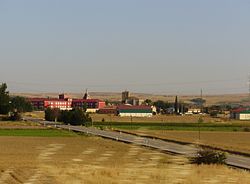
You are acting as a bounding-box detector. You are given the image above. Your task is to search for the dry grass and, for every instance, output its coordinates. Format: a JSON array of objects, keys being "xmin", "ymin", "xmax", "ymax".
[
  {"xmin": 91, "ymin": 114, "xmax": 250, "ymax": 124},
  {"xmin": 126, "ymin": 130, "xmax": 250, "ymax": 155},
  {"xmin": 23, "ymin": 111, "xmax": 45, "ymax": 119},
  {"xmin": 91, "ymin": 114, "xmax": 219, "ymax": 123},
  {"xmin": 0, "ymin": 120, "xmax": 40, "ymax": 127},
  {"xmin": 0, "ymin": 136, "xmax": 250, "ymax": 183}
]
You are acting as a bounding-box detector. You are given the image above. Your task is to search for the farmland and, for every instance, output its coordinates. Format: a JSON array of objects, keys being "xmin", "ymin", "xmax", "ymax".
[
  {"xmin": 0, "ymin": 136, "xmax": 250, "ymax": 184},
  {"xmin": 0, "ymin": 129, "xmax": 77, "ymax": 137},
  {"xmin": 119, "ymin": 130, "xmax": 250, "ymax": 156}
]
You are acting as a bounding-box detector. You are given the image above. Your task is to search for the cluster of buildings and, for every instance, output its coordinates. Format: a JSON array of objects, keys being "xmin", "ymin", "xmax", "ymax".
[
  {"xmin": 29, "ymin": 93, "xmax": 105, "ymax": 113},
  {"xmin": 29, "ymin": 91, "xmax": 154, "ymax": 117},
  {"xmin": 29, "ymin": 90, "xmax": 250, "ymax": 120},
  {"xmin": 230, "ymin": 108, "xmax": 250, "ymax": 120}
]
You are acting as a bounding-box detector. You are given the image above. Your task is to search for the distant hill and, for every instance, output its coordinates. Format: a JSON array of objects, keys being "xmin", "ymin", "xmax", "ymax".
[{"xmin": 11, "ymin": 92, "xmax": 250, "ymax": 106}]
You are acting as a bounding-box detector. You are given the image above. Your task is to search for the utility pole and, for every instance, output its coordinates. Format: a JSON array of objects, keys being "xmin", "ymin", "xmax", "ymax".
[
  {"xmin": 198, "ymin": 88, "xmax": 203, "ymax": 142},
  {"xmin": 200, "ymin": 88, "xmax": 203, "ymax": 113}
]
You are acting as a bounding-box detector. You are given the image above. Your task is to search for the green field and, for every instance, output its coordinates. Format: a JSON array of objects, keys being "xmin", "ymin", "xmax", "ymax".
[
  {"xmin": 93, "ymin": 122, "xmax": 250, "ymax": 132},
  {"xmin": 0, "ymin": 129, "xmax": 78, "ymax": 137}
]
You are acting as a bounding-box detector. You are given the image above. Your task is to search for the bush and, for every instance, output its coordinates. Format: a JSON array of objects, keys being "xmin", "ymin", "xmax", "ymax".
[
  {"xmin": 10, "ymin": 96, "xmax": 33, "ymax": 112},
  {"xmin": 45, "ymin": 108, "xmax": 60, "ymax": 121},
  {"xmin": 243, "ymin": 127, "xmax": 250, "ymax": 132},
  {"xmin": 9, "ymin": 112, "xmax": 22, "ymax": 121},
  {"xmin": 45, "ymin": 108, "xmax": 92, "ymax": 126},
  {"xmin": 210, "ymin": 111, "xmax": 218, "ymax": 117},
  {"xmin": 190, "ymin": 148, "xmax": 226, "ymax": 165}
]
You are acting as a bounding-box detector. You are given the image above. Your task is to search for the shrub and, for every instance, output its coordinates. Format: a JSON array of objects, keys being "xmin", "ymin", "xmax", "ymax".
[
  {"xmin": 243, "ymin": 127, "xmax": 250, "ymax": 132},
  {"xmin": 52, "ymin": 108, "xmax": 92, "ymax": 126},
  {"xmin": 10, "ymin": 96, "xmax": 33, "ymax": 113},
  {"xmin": 45, "ymin": 108, "xmax": 61, "ymax": 121},
  {"xmin": 9, "ymin": 112, "xmax": 22, "ymax": 121},
  {"xmin": 190, "ymin": 148, "xmax": 226, "ymax": 165}
]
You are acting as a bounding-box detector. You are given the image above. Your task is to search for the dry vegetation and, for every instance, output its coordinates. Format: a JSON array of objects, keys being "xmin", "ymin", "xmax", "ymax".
[
  {"xmin": 0, "ymin": 120, "xmax": 42, "ymax": 129},
  {"xmin": 23, "ymin": 111, "xmax": 45, "ymax": 119},
  {"xmin": 91, "ymin": 114, "xmax": 228, "ymax": 123},
  {"xmin": 0, "ymin": 136, "xmax": 250, "ymax": 184}
]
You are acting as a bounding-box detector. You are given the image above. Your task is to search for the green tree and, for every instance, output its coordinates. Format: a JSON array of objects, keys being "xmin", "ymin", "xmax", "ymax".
[
  {"xmin": 10, "ymin": 96, "xmax": 33, "ymax": 113},
  {"xmin": 45, "ymin": 108, "xmax": 61, "ymax": 121},
  {"xmin": 153, "ymin": 100, "xmax": 170, "ymax": 114},
  {"xmin": 47, "ymin": 108, "xmax": 92, "ymax": 125},
  {"xmin": 82, "ymin": 102, "xmax": 87, "ymax": 112},
  {"xmin": 174, "ymin": 96, "xmax": 179, "ymax": 114},
  {"xmin": 0, "ymin": 83, "xmax": 10, "ymax": 114},
  {"xmin": 144, "ymin": 99, "xmax": 153, "ymax": 106}
]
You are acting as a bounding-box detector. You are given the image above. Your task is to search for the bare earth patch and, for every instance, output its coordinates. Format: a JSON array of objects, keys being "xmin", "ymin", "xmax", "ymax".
[{"xmin": 0, "ymin": 136, "xmax": 250, "ymax": 184}]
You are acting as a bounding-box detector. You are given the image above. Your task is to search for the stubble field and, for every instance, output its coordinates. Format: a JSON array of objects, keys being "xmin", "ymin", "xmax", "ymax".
[
  {"xmin": 0, "ymin": 135, "xmax": 250, "ymax": 184},
  {"xmin": 123, "ymin": 130, "xmax": 250, "ymax": 155}
]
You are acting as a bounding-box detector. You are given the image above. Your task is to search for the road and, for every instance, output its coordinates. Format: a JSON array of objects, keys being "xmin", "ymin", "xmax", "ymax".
[{"xmin": 27, "ymin": 117, "xmax": 250, "ymax": 170}]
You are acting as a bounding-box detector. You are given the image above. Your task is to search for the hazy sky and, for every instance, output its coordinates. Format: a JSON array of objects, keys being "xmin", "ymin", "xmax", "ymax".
[{"xmin": 1, "ymin": 0, "xmax": 250, "ymax": 94}]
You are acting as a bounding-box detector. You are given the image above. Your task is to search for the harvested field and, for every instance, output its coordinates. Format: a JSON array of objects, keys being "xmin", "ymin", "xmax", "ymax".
[
  {"xmin": 0, "ymin": 121, "xmax": 45, "ymax": 130},
  {"xmin": 91, "ymin": 114, "xmax": 250, "ymax": 124},
  {"xmin": 125, "ymin": 130, "xmax": 250, "ymax": 155},
  {"xmin": 23, "ymin": 111, "xmax": 45, "ymax": 119},
  {"xmin": 0, "ymin": 136, "xmax": 250, "ymax": 184},
  {"xmin": 0, "ymin": 121, "xmax": 39, "ymax": 127}
]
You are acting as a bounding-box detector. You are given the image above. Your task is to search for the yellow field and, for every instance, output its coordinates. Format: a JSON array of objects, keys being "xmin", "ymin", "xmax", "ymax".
[
  {"xmin": 0, "ymin": 120, "xmax": 40, "ymax": 127},
  {"xmin": 125, "ymin": 130, "xmax": 250, "ymax": 155},
  {"xmin": 0, "ymin": 136, "xmax": 249, "ymax": 184},
  {"xmin": 23, "ymin": 111, "xmax": 45, "ymax": 119},
  {"xmin": 90, "ymin": 113, "xmax": 250, "ymax": 124}
]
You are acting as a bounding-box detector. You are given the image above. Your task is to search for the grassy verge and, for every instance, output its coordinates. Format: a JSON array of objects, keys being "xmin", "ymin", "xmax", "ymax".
[{"xmin": 0, "ymin": 129, "xmax": 78, "ymax": 137}]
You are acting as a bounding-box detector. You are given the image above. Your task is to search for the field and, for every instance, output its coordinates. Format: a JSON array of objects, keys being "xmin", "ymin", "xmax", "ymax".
[
  {"xmin": 91, "ymin": 114, "xmax": 250, "ymax": 124},
  {"xmin": 0, "ymin": 135, "xmax": 250, "ymax": 184},
  {"xmin": 93, "ymin": 120, "xmax": 250, "ymax": 132},
  {"xmin": 120, "ymin": 130, "xmax": 250, "ymax": 156},
  {"xmin": 0, "ymin": 129, "xmax": 77, "ymax": 137}
]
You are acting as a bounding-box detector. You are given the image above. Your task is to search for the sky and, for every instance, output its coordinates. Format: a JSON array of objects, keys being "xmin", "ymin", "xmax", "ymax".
[{"xmin": 0, "ymin": 0, "xmax": 250, "ymax": 95}]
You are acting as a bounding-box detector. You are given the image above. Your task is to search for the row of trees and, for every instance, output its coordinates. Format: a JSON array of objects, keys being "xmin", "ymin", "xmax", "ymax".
[
  {"xmin": 45, "ymin": 108, "xmax": 92, "ymax": 125},
  {"xmin": 145, "ymin": 97, "xmax": 188, "ymax": 114},
  {"xmin": 0, "ymin": 83, "xmax": 33, "ymax": 120}
]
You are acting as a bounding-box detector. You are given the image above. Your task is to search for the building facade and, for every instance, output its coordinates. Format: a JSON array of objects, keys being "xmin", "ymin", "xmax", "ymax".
[
  {"xmin": 231, "ymin": 108, "xmax": 250, "ymax": 120},
  {"xmin": 117, "ymin": 105, "xmax": 153, "ymax": 117},
  {"xmin": 72, "ymin": 99, "xmax": 105, "ymax": 113},
  {"xmin": 29, "ymin": 94, "xmax": 105, "ymax": 112}
]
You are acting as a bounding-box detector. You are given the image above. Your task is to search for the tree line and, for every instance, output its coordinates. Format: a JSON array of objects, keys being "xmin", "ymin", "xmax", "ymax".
[
  {"xmin": 45, "ymin": 108, "xmax": 92, "ymax": 126},
  {"xmin": 0, "ymin": 83, "xmax": 33, "ymax": 120}
]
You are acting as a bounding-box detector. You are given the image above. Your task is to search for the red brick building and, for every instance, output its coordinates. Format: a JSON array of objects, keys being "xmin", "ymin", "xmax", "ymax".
[
  {"xmin": 72, "ymin": 99, "xmax": 105, "ymax": 113},
  {"xmin": 29, "ymin": 94, "xmax": 105, "ymax": 112}
]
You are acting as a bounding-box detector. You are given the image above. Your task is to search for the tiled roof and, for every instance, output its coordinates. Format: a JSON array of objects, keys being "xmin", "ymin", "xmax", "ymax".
[
  {"xmin": 231, "ymin": 108, "xmax": 248, "ymax": 113},
  {"xmin": 72, "ymin": 99, "xmax": 103, "ymax": 103},
  {"xmin": 117, "ymin": 105, "xmax": 151, "ymax": 110}
]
